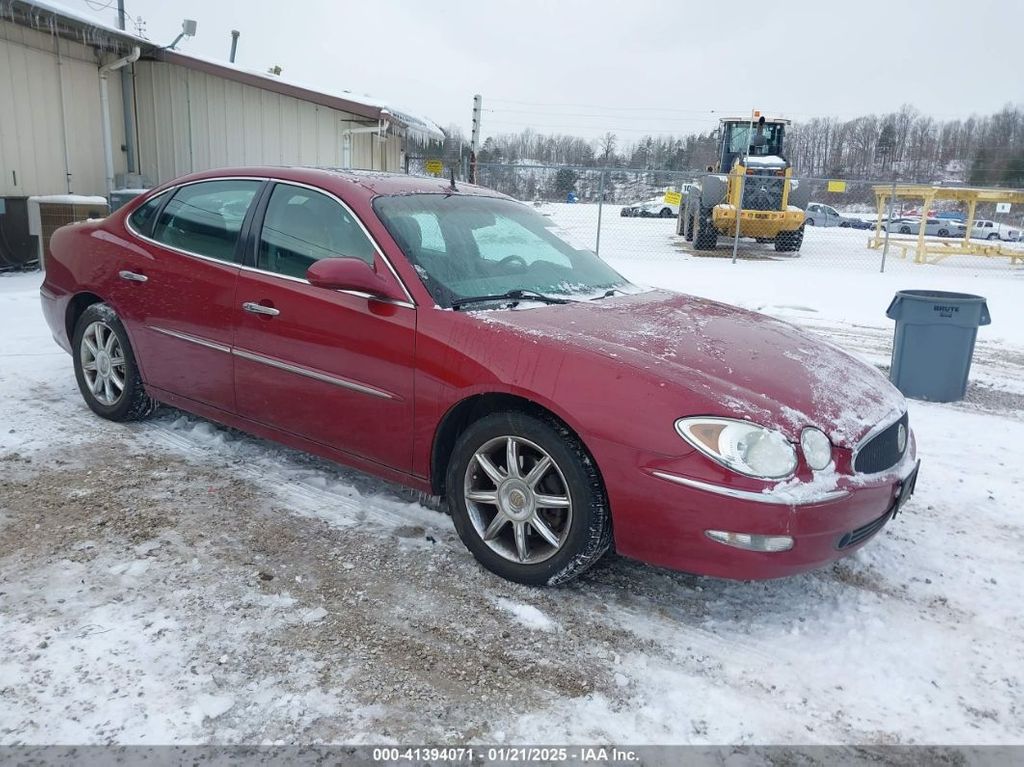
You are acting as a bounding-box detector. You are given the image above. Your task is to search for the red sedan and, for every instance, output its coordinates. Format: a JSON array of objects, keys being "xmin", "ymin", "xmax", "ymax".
[{"xmin": 40, "ymin": 168, "xmax": 919, "ymax": 585}]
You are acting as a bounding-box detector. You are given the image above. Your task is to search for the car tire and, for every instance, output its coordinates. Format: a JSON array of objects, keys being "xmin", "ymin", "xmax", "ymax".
[
  {"xmin": 988, "ymin": 233, "xmax": 999, "ymax": 240},
  {"xmin": 938, "ymin": 228, "xmax": 949, "ymax": 237},
  {"xmin": 659, "ymin": 207, "xmax": 673, "ymax": 218},
  {"xmin": 446, "ymin": 411, "xmax": 612, "ymax": 586},
  {"xmin": 72, "ymin": 302, "xmax": 156, "ymax": 422},
  {"xmin": 805, "ymin": 217, "xmax": 815, "ymax": 227},
  {"xmin": 899, "ymin": 225, "xmax": 912, "ymax": 234}
]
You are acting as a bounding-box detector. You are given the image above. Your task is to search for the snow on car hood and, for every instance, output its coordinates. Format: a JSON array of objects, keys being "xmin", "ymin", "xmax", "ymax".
[{"xmin": 479, "ymin": 290, "xmax": 905, "ymax": 447}]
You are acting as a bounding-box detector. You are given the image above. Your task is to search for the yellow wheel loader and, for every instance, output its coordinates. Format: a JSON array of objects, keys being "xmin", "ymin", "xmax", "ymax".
[{"xmin": 679, "ymin": 116, "xmax": 809, "ymax": 252}]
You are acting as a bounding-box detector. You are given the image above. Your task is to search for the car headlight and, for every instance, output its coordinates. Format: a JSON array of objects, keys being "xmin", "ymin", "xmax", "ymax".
[
  {"xmin": 800, "ymin": 427, "xmax": 833, "ymax": 471},
  {"xmin": 675, "ymin": 417, "xmax": 797, "ymax": 479}
]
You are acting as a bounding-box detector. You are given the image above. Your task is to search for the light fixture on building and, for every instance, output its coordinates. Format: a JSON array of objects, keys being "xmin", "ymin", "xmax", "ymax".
[{"xmin": 167, "ymin": 19, "xmax": 198, "ymax": 50}]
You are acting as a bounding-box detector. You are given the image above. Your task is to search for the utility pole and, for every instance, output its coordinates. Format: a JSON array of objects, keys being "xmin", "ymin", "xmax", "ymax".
[
  {"xmin": 115, "ymin": 0, "xmax": 137, "ymax": 179},
  {"xmin": 469, "ymin": 94, "xmax": 482, "ymax": 184}
]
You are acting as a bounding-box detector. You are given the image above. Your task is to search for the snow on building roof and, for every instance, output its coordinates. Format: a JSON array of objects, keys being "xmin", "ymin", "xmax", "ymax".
[
  {"xmin": 7, "ymin": 0, "xmax": 445, "ymax": 142},
  {"xmin": 4, "ymin": 0, "xmax": 149, "ymax": 48}
]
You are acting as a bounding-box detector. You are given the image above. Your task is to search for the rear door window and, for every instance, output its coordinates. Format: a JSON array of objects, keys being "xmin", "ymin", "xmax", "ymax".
[{"xmin": 152, "ymin": 180, "xmax": 261, "ymax": 263}]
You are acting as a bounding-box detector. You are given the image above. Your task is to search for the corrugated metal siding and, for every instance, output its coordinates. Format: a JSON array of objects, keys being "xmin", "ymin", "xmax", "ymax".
[
  {"xmin": 0, "ymin": 19, "xmax": 126, "ymax": 197},
  {"xmin": 134, "ymin": 60, "xmax": 404, "ymax": 184}
]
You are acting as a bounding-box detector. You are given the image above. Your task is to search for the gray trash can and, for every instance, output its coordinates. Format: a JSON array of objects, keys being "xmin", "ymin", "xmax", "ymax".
[{"xmin": 885, "ymin": 290, "xmax": 991, "ymax": 402}]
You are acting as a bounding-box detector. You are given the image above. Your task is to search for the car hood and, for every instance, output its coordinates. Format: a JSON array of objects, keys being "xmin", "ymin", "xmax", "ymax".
[{"xmin": 480, "ymin": 290, "xmax": 905, "ymax": 448}]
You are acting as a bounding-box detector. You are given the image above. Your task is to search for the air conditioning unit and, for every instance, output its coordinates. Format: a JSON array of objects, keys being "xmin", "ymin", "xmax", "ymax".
[
  {"xmin": 109, "ymin": 188, "xmax": 149, "ymax": 212},
  {"xmin": 27, "ymin": 195, "xmax": 110, "ymax": 269}
]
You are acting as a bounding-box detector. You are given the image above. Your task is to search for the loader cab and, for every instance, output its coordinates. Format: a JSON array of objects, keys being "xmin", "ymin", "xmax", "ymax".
[{"xmin": 717, "ymin": 118, "xmax": 789, "ymax": 172}]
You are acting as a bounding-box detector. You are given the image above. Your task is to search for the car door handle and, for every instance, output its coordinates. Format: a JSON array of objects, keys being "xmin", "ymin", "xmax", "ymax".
[
  {"xmin": 242, "ymin": 301, "xmax": 280, "ymax": 317},
  {"xmin": 119, "ymin": 270, "xmax": 148, "ymax": 283}
]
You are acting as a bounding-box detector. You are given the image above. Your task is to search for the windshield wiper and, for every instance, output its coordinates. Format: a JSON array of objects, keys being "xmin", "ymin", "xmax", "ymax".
[
  {"xmin": 451, "ymin": 289, "xmax": 572, "ymax": 311},
  {"xmin": 592, "ymin": 288, "xmax": 621, "ymax": 300}
]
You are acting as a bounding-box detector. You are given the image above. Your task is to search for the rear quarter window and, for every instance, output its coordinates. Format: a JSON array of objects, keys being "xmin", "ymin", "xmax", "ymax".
[{"xmin": 128, "ymin": 191, "xmax": 171, "ymax": 237}]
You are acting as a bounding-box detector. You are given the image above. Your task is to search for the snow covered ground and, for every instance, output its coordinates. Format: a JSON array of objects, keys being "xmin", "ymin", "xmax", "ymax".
[{"xmin": 2, "ymin": 209, "xmax": 1023, "ymax": 745}]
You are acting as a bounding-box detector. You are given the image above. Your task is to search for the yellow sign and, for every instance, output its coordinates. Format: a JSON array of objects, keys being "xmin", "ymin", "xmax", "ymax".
[
  {"xmin": 664, "ymin": 190, "xmax": 682, "ymax": 206},
  {"xmin": 827, "ymin": 180, "xmax": 847, "ymax": 193},
  {"xmin": 425, "ymin": 159, "xmax": 443, "ymax": 176}
]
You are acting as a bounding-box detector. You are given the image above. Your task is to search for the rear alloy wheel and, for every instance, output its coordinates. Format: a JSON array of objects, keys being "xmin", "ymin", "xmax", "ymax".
[
  {"xmin": 447, "ymin": 411, "xmax": 611, "ymax": 586},
  {"xmin": 988, "ymin": 232, "xmax": 999, "ymax": 240},
  {"xmin": 805, "ymin": 217, "xmax": 816, "ymax": 226},
  {"xmin": 899, "ymin": 225, "xmax": 912, "ymax": 234},
  {"xmin": 73, "ymin": 303, "xmax": 155, "ymax": 421}
]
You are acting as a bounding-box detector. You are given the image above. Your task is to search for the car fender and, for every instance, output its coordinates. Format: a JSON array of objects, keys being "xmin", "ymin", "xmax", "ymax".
[{"xmin": 48, "ymin": 221, "xmax": 150, "ymax": 380}]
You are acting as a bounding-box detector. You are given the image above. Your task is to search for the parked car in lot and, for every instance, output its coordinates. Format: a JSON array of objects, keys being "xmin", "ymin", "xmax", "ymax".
[
  {"xmin": 621, "ymin": 197, "xmax": 677, "ymax": 218},
  {"xmin": 41, "ymin": 167, "xmax": 919, "ymax": 586},
  {"xmin": 839, "ymin": 217, "xmax": 874, "ymax": 230},
  {"xmin": 970, "ymin": 219, "xmax": 1021, "ymax": 241},
  {"xmin": 885, "ymin": 217, "xmax": 962, "ymax": 237},
  {"xmin": 805, "ymin": 203, "xmax": 873, "ymax": 229},
  {"xmin": 804, "ymin": 203, "xmax": 845, "ymax": 227}
]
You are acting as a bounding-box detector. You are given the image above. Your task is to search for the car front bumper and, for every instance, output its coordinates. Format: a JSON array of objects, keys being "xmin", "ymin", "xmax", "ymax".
[{"xmin": 591, "ymin": 434, "xmax": 919, "ymax": 580}]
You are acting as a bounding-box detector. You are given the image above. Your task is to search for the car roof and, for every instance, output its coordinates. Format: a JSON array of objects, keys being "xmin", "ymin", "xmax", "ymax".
[{"xmin": 151, "ymin": 166, "xmax": 509, "ymax": 202}]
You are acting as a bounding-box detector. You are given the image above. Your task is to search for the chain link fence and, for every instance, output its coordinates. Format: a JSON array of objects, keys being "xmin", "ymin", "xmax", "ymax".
[{"xmin": 472, "ymin": 162, "xmax": 1024, "ymax": 276}]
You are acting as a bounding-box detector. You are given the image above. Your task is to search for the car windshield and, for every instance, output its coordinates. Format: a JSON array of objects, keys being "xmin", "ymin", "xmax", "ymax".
[{"xmin": 374, "ymin": 194, "xmax": 632, "ymax": 308}]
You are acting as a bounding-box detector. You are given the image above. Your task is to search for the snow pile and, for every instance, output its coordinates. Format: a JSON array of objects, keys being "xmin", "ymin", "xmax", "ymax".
[{"xmin": 493, "ymin": 599, "xmax": 558, "ymax": 632}]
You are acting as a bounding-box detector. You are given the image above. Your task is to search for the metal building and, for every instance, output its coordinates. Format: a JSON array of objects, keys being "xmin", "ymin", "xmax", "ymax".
[{"xmin": 0, "ymin": 0, "xmax": 444, "ymax": 202}]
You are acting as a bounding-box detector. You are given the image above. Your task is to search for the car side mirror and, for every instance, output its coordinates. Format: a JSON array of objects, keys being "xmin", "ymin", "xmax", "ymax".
[{"xmin": 306, "ymin": 257, "xmax": 406, "ymax": 302}]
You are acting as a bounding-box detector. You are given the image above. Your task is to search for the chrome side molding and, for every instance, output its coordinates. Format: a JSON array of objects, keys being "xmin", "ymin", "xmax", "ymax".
[
  {"xmin": 232, "ymin": 347, "xmax": 395, "ymax": 400},
  {"xmin": 650, "ymin": 469, "xmax": 849, "ymax": 505},
  {"xmin": 148, "ymin": 325, "xmax": 230, "ymax": 353}
]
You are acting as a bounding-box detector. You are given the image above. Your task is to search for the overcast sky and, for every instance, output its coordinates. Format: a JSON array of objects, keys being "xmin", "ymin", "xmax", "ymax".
[{"xmin": 72, "ymin": 0, "xmax": 1023, "ymax": 141}]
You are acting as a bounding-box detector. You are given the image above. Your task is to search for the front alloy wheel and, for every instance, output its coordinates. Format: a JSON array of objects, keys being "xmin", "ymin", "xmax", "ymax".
[
  {"xmin": 464, "ymin": 435, "xmax": 572, "ymax": 564},
  {"xmin": 447, "ymin": 411, "xmax": 612, "ymax": 585}
]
